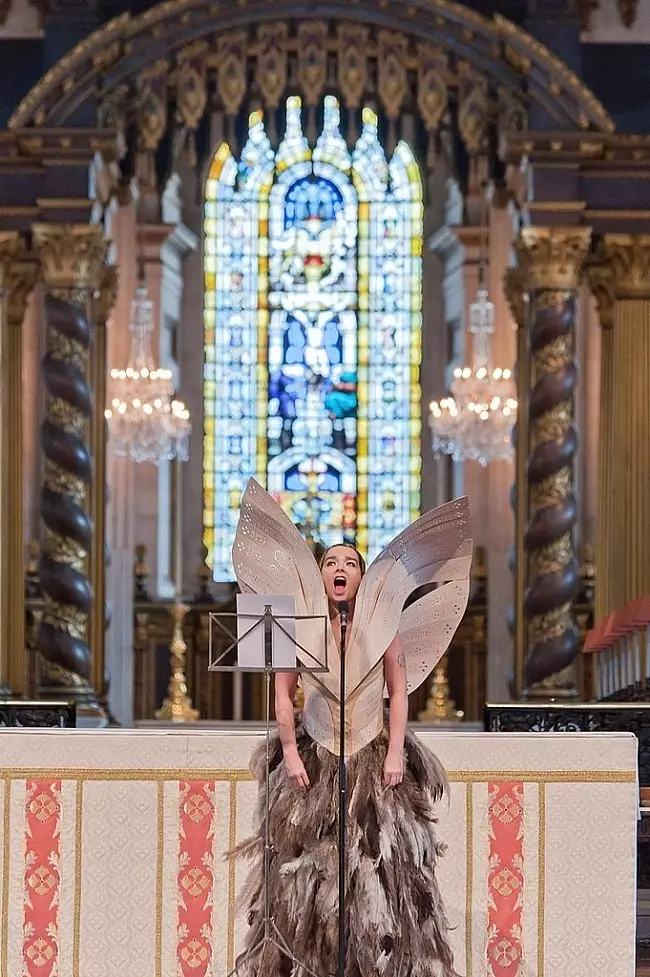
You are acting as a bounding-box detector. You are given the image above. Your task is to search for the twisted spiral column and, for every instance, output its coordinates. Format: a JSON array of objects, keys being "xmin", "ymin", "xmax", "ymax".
[
  {"xmin": 515, "ymin": 227, "xmax": 591, "ymax": 698},
  {"xmin": 33, "ymin": 225, "xmax": 108, "ymax": 717}
]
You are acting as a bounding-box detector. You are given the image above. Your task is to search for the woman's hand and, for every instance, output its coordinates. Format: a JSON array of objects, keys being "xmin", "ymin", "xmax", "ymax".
[
  {"xmin": 383, "ymin": 748, "xmax": 404, "ymax": 788},
  {"xmin": 284, "ymin": 747, "xmax": 310, "ymax": 789}
]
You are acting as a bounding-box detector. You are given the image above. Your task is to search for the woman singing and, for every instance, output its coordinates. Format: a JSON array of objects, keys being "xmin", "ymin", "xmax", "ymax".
[{"xmin": 232, "ymin": 479, "xmax": 472, "ymax": 977}]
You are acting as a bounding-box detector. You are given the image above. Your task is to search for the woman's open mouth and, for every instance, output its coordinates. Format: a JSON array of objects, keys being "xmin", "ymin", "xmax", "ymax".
[{"xmin": 333, "ymin": 575, "xmax": 347, "ymax": 597}]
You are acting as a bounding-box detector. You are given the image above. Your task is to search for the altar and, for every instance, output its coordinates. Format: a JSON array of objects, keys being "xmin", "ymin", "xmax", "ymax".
[{"xmin": 0, "ymin": 728, "xmax": 637, "ymax": 977}]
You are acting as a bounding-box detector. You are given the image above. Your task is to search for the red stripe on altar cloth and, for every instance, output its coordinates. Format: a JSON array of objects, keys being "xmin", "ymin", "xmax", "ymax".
[
  {"xmin": 22, "ymin": 780, "xmax": 61, "ymax": 977},
  {"xmin": 487, "ymin": 782, "xmax": 524, "ymax": 977},
  {"xmin": 177, "ymin": 781, "xmax": 216, "ymax": 977}
]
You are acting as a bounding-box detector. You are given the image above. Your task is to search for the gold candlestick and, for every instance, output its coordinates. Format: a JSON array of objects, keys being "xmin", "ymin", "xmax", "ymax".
[
  {"xmin": 418, "ymin": 657, "xmax": 464, "ymax": 723},
  {"xmin": 155, "ymin": 602, "xmax": 199, "ymax": 722}
]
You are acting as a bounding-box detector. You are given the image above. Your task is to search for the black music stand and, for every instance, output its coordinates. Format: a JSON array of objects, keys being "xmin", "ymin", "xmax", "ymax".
[{"xmin": 208, "ymin": 602, "xmax": 330, "ymax": 977}]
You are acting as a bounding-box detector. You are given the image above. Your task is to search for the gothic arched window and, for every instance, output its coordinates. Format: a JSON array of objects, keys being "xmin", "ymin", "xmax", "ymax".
[{"xmin": 203, "ymin": 96, "xmax": 423, "ymax": 580}]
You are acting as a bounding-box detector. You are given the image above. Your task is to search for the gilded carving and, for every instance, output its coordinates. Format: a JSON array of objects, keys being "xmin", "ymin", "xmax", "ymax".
[
  {"xmin": 516, "ymin": 227, "xmax": 592, "ymax": 291},
  {"xmin": 503, "ymin": 266, "xmax": 527, "ymax": 330},
  {"xmin": 530, "ymin": 400, "xmax": 572, "ymax": 449},
  {"xmin": 532, "ymin": 334, "xmax": 573, "ymax": 377},
  {"xmin": 98, "ymin": 83, "xmax": 129, "ymax": 133},
  {"xmin": 95, "ymin": 265, "xmax": 118, "ymax": 326},
  {"xmin": 596, "ymin": 235, "xmax": 650, "ymax": 299},
  {"xmin": 377, "ymin": 30, "xmax": 408, "ymax": 120},
  {"xmin": 45, "ymin": 396, "xmax": 86, "ymax": 437},
  {"xmin": 458, "ymin": 81, "xmax": 489, "ymax": 155},
  {"xmin": 6, "ymin": 261, "xmax": 39, "ymax": 325},
  {"xmin": 527, "ymin": 602, "xmax": 573, "ymax": 645},
  {"xmin": 136, "ymin": 60, "xmax": 168, "ymax": 152},
  {"xmin": 533, "ymin": 289, "xmax": 573, "ymax": 311},
  {"xmin": 529, "ymin": 467, "xmax": 572, "ymax": 514},
  {"xmin": 0, "ymin": 232, "xmax": 21, "ymax": 267},
  {"xmin": 585, "ymin": 264, "xmax": 615, "ymax": 329},
  {"xmin": 0, "ymin": 236, "xmax": 38, "ymax": 325},
  {"xmin": 498, "ymin": 89, "xmax": 527, "ymax": 157},
  {"xmin": 42, "ymin": 601, "xmax": 88, "ymax": 641},
  {"xmin": 39, "ymin": 661, "xmax": 89, "ymax": 691},
  {"xmin": 297, "ymin": 22, "xmax": 328, "ymax": 107},
  {"xmin": 417, "ymin": 45, "xmax": 448, "ymax": 140},
  {"xmin": 42, "ymin": 525, "xmax": 87, "ymax": 572},
  {"xmin": 256, "ymin": 23, "xmax": 288, "ymax": 111},
  {"xmin": 48, "ymin": 332, "xmax": 86, "ymax": 371},
  {"xmin": 526, "ymin": 664, "xmax": 574, "ymax": 693},
  {"xmin": 32, "ymin": 224, "xmax": 107, "ymax": 294},
  {"xmin": 43, "ymin": 459, "xmax": 86, "ymax": 505},
  {"xmin": 217, "ymin": 31, "xmax": 247, "ymax": 117},
  {"xmin": 529, "ymin": 532, "xmax": 572, "ymax": 578},
  {"xmin": 175, "ymin": 42, "xmax": 208, "ymax": 131},
  {"xmin": 337, "ymin": 24, "xmax": 368, "ymax": 110},
  {"xmin": 9, "ymin": 5, "xmax": 613, "ymax": 139},
  {"xmin": 493, "ymin": 14, "xmax": 613, "ymax": 134}
]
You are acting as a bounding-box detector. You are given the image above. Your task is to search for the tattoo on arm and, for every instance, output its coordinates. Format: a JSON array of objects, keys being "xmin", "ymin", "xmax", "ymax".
[{"xmin": 397, "ymin": 653, "xmax": 406, "ymax": 669}]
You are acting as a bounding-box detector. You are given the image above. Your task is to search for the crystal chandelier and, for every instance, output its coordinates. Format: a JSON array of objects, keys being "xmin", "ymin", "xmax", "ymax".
[
  {"xmin": 105, "ymin": 281, "xmax": 191, "ymax": 464},
  {"xmin": 429, "ymin": 198, "xmax": 517, "ymax": 467}
]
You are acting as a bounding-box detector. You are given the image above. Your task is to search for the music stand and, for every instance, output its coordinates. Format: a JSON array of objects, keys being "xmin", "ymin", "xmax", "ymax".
[{"xmin": 208, "ymin": 601, "xmax": 329, "ymax": 977}]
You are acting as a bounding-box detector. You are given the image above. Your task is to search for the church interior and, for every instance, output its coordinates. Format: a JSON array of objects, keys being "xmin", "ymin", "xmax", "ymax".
[{"xmin": 0, "ymin": 0, "xmax": 649, "ymax": 974}]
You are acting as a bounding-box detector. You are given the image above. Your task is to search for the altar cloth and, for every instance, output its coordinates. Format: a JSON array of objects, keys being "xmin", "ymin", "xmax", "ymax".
[{"xmin": 0, "ymin": 728, "xmax": 637, "ymax": 977}]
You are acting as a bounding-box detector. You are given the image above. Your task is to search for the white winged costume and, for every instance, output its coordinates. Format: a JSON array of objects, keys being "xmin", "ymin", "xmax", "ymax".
[{"xmin": 232, "ymin": 479, "xmax": 472, "ymax": 977}]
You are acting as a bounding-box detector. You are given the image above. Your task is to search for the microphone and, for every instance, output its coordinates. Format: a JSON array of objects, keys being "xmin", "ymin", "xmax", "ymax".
[{"xmin": 338, "ymin": 600, "xmax": 349, "ymax": 626}]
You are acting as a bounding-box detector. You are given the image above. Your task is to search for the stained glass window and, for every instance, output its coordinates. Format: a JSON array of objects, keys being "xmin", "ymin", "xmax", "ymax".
[{"xmin": 203, "ymin": 96, "xmax": 423, "ymax": 581}]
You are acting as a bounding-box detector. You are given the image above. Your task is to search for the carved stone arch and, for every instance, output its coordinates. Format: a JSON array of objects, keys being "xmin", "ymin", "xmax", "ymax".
[{"xmin": 8, "ymin": 1, "xmax": 613, "ymax": 171}]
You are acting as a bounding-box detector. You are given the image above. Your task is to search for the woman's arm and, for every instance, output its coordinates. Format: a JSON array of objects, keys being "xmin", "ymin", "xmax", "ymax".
[
  {"xmin": 383, "ymin": 633, "xmax": 408, "ymax": 786},
  {"xmin": 275, "ymin": 672, "xmax": 310, "ymax": 788}
]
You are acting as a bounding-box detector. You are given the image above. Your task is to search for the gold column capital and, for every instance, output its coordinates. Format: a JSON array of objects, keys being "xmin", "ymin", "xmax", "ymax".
[
  {"xmin": 32, "ymin": 224, "xmax": 108, "ymax": 294},
  {"xmin": 503, "ymin": 265, "xmax": 527, "ymax": 330},
  {"xmin": 515, "ymin": 226, "xmax": 592, "ymax": 291},
  {"xmin": 595, "ymin": 234, "xmax": 650, "ymax": 300}
]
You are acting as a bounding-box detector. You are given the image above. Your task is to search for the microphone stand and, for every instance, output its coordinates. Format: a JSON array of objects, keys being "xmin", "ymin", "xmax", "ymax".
[{"xmin": 337, "ymin": 600, "xmax": 349, "ymax": 977}]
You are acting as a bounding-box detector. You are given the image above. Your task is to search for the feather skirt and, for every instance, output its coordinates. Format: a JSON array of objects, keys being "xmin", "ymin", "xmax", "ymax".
[{"xmin": 232, "ymin": 722, "xmax": 460, "ymax": 977}]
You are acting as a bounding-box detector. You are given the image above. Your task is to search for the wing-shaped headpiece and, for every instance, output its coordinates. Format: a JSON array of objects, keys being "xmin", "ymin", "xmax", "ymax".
[
  {"xmin": 345, "ymin": 496, "xmax": 473, "ymax": 696},
  {"xmin": 232, "ymin": 479, "xmax": 472, "ymax": 700},
  {"xmin": 232, "ymin": 479, "xmax": 338, "ymax": 696}
]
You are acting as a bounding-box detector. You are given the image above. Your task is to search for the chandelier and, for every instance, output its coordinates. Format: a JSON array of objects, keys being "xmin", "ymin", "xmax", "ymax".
[
  {"xmin": 105, "ymin": 281, "xmax": 191, "ymax": 464},
  {"xmin": 429, "ymin": 198, "xmax": 517, "ymax": 467}
]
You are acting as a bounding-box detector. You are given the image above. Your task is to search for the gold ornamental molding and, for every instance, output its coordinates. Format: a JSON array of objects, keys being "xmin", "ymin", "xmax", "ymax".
[
  {"xmin": 515, "ymin": 227, "xmax": 592, "ymax": 292},
  {"xmin": 7, "ymin": 0, "xmax": 613, "ymax": 136},
  {"xmin": 595, "ymin": 235, "xmax": 650, "ymax": 300}
]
